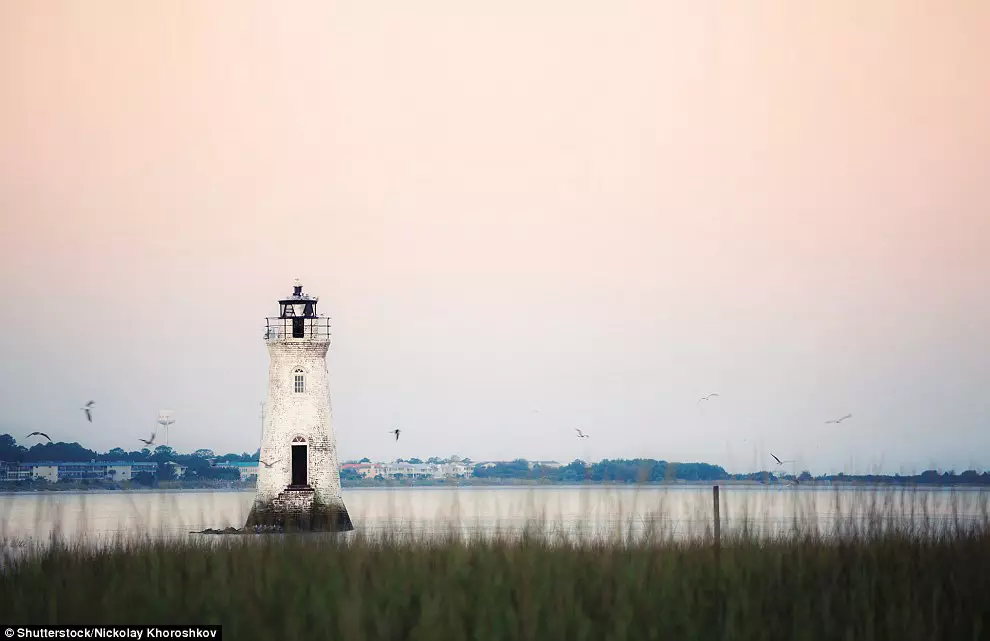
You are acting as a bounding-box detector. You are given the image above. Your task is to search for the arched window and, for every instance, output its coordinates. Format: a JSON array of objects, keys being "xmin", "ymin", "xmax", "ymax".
[{"xmin": 293, "ymin": 368, "xmax": 305, "ymax": 393}]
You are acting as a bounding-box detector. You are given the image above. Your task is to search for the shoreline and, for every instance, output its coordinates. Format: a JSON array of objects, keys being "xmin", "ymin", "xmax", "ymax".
[{"xmin": 2, "ymin": 480, "xmax": 989, "ymax": 496}]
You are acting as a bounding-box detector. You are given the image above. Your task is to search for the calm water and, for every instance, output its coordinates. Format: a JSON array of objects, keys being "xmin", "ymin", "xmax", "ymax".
[{"xmin": 1, "ymin": 486, "xmax": 987, "ymax": 545}]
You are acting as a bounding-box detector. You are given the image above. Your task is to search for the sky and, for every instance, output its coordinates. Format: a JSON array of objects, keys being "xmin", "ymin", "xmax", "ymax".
[{"xmin": 0, "ymin": 0, "xmax": 987, "ymax": 476}]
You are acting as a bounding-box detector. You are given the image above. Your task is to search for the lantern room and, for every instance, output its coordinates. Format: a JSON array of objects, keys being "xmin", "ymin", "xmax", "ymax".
[{"xmin": 265, "ymin": 279, "xmax": 331, "ymax": 341}]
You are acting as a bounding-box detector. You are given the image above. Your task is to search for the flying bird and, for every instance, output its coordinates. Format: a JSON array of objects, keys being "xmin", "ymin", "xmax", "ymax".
[
  {"xmin": 138, "ymin": 432, "xmax": 156, "ymax": 447},
  {"xmin": 574, "ymin": 428, "xmax": 590, "ymax": 439},
  {"xmin": 390, "ymin": 428, "xmax": 401, "ymax": 441},
  {"xmin": 259, "ymin": 459, "xmax": 280, "ymax": 469},
  {"xmin": 26, "ymin": 432, "xmax": 51, "ymax": 442},
  {"xmin": 770, "ymin": 453, "xmax": 793, "ymax": 466},
  {"xmin": 825, "ymin": 413, "xmax": 852, "ymax": 424},
  {"xmin": 81, "ymin": 400, "xmax": 95, "ymax": 422},
  {"xmin": 697, "ymin": 393, "xmax": 719, "ymax": 403}
]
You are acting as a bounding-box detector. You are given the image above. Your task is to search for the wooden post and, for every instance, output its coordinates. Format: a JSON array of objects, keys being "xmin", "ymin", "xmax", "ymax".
[{"xmin": 713, "ymin": 484, "xmax": 721, "ymax": 550}]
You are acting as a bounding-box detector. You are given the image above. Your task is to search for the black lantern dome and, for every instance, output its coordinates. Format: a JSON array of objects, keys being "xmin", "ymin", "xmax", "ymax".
[{"xmin": 278, "ymin": 279, "xmax": 319, "ymax": 319}]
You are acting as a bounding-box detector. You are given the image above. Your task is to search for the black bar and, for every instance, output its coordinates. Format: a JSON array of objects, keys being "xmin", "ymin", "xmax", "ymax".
[{"xmin": 4, "ymin": 625, "xmax": 222, "ymax": 639}]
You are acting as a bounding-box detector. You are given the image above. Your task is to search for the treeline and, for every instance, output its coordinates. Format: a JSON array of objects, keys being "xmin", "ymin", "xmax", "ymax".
[
  {"xmin": 472, "ymin": 459, "xmax": 730, "ymax": 483},
  {"xmin": 471, "ymin": 459, "xmax": 990, "ymax": 486},
  {"xmin": 3, "ymin": 434, "xmax": 989, "ymax": 486},
  {"xmin": 0, "ymin": 434, "xmax": 258, "ymax": 482}
]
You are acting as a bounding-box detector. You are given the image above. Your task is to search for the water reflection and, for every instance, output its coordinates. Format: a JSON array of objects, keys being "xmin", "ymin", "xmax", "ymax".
[{"xmin": 0, "ymin": 486, "xmax": 987, "ymax": 548}]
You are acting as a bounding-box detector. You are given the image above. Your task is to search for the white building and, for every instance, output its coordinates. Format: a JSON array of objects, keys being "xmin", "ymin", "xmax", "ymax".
[
  {"xmin": 437, "ymin": 461, "xmax": 470, "ymax": 477},
  {"xmin": 27, "ymin": 464, "xmax": 57, "ymax": 482},
  {"xmin": 164, "ymin": 461, "xmax": 188, "ymax": 478},
  {"xmin": 245, "ymin": 280, "xmax": 352, "ymax": 531},
  {"xmin": 382, "ymin": 462, "xmax": 427, "ymax": 478},
  {"xmin": 0, "ymin": 461, "xmax": 158, "ymax": 482},
  {"xmin": 366, "ymin": 461, "xmax": 470, "ymax": 480},
  {"xmin": 215, "ymin": 461, "xmax": 259, "ymax": 479}
]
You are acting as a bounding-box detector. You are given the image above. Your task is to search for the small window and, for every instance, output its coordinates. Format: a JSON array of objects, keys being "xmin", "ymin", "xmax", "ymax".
[{"xmin": 293, "ymin": 369, "xmax": 305, "ymax": 393}]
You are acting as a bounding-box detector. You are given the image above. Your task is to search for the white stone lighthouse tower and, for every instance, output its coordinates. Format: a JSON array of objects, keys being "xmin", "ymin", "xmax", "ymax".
[{"xmin": 245, "ymin": 280, "xmax": 352, "ymax": 531}]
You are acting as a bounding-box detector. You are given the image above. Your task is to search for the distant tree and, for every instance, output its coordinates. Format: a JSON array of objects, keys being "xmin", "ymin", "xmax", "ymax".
[
  {"xmin": 132, "ymin": 471, "xmax": 155, "ymax": 487},
  {"xmin": 558, "ymin": 460, "xmax": 588, "ymax": 483},
  {"xmin": 472, "ymin": 459, "xmax": 531, "ymax": 479},
  {"xmin": 22, "ymin": 441, "xmax": 98, "ymax": 463},
  {"xmin": 359, "ymin": 457, "xmax": 371, "ymax": 463},
  {"xmin": 408, "ymin": 458, "xmax": 423, "ymax": 464},
  {"xmin": 105, "ymin": 448, "xmax": 127, "ymax": 459},
  {"xmin": 192, "ymin": 449, "xmax": 215, "ymax": 458},
  {"xmin": 340, "ymin": 468, "xmax": 361, "ymax": 481},
  {"xmin": 960, "ymin": 470, "xmax": 981, "ymax": 484},
  {"xmin": 0, "ymin": 433, "xmax": 26, "ymax": 462},
  {"xmin": 158, "ymin": 462, "xmax": 177, "ymax": 481},
  {"xmin": 197, "ymin": 467, "xmax": 240, "ymax": 481},
  {"xmin": 153, "ymin": 445, "xmax": 175, "ymax": 461},
  {"xmin": 426, "ymin": 457, "xmax": 443, "ymax": 464}
]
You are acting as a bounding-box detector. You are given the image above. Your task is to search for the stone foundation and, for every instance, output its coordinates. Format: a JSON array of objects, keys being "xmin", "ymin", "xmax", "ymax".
[{"xmin": 244, "ymin": 486, "xmax": 353, "ymax": 532}]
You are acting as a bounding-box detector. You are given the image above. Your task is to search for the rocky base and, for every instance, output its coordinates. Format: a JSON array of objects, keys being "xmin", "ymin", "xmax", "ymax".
[
  {"xmin": 190, "ymin": 526, "xmax": 286, "ymax": 535},
  {"xmin": 244, "ymin": 488, "xmax": 353, "ymax": 532}
]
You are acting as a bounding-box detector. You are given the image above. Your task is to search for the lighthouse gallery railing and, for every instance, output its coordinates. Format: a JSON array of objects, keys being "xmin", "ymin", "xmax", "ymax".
[{"xmin": 264, "ymin": 317, "xmax": 332, "ymax": 341}]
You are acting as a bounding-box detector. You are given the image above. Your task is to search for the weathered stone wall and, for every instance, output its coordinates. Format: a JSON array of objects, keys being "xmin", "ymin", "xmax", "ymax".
[
  {"xmin": 250, "ymin": 333, "xmax": 350, "ymax": 530},
  {"xmin": 245, "ymin": 487, "xmax": 353, "ymax": 531}
]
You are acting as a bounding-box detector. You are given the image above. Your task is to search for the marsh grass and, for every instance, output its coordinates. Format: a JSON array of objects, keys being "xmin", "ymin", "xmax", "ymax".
[{"xmin": 2, "ymin": 485, "xmax": 989, "ymax": 639}]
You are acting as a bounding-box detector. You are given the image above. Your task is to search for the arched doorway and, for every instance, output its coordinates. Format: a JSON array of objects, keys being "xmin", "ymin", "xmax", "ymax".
[{"xmin": 290, "ymin": 436, "xmax": 308, "ymax": 486}]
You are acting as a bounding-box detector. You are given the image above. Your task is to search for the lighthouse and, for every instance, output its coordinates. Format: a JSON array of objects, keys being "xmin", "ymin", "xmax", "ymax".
[{"xmin": 245, "ymin": 280, "xmax": 353, "ymax": 531}]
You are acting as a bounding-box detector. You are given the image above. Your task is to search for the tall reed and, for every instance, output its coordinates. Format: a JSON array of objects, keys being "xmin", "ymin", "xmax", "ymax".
[{"xmin": 1, "ymin": 486, "xmax": 988, "ymax": 639}]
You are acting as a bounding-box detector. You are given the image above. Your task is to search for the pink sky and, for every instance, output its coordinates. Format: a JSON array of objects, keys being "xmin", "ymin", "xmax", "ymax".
[{"xmin": 0, "ymin": 1, "xmax": 987, "ymax": 473}]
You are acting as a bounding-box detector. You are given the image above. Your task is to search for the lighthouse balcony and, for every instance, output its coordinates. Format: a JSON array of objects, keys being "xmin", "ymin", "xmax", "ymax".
[{"xmin": 264, "ymin": 317, "xmax": 331, "ymax": 341}]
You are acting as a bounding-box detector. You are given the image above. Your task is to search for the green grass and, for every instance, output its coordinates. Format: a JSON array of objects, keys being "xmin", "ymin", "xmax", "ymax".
[
  {"xmin": 2, "ymin": 498, "xmax": 989, "ymax": 641},
  {"xmin": 1, "ymin": 487, "xmax": 988, "ymax": 638}
]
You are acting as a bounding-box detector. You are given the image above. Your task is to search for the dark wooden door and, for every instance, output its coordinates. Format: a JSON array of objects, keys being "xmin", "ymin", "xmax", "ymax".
[{"xmin": 291, "ymin": 445, "xmax": 307, "ymax": 486}]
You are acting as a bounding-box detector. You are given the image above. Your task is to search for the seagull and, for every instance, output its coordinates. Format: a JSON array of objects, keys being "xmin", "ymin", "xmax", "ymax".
[
  {"xmin": 81, "ymin": 401, "xmax": 95, "ymax": 422},
  {"xmin": 26, "ymin": 432, "xmax": 51, "ymax": 442},
  {"xmin": 259, "ymin": 459, "xmax": 280, "ymax": 469},
  {"xmin": 138, "ymin": 432, "xmax": 156, "ymax": 447},
  {"xmin": 770, "ymin": 452, "xmax": 793, "ymax": 466},
  {"xmin": 575, "ymin": 428, "xmax": 590, "ymax": 439},
  {"xmin": 697, "ymin": 393, "xmax": 719, "ymax": 403},
  {"xmin": 390, "ymin": 428, "xmax": 401, "ymax": 441},
  {"xmin": 825, "ymin": 413, "xmax": 852, "ymax": 424}
]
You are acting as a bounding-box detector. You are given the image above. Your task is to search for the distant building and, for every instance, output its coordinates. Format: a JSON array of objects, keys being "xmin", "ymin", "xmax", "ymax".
[
  {"xmin": 346, "ymin": 461, "xmax": 470, "ymax": 480},
  {"xmin": 215, "ymin": 461, "xmax": 259, "ymax": 480},
  {"xmin": 0, "ymin": 461, "xmax": 158, "ymax": 483},
  {"xmin": 341, "ymin": 462, "xmax": 379, "ymax": 478},
  {"xmin": 164, "ymin": 461, "xmax": 188, "ymax": 478},
  {"xmin": 381, "ymin": 462, "xmax": 430, "ymax": 478},
  {"xmin": 437, "ymin": 461, "xmax": 470, "ymax": 477}
]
